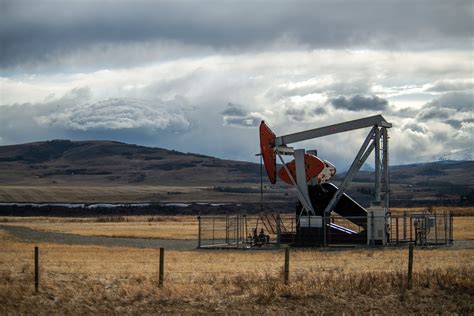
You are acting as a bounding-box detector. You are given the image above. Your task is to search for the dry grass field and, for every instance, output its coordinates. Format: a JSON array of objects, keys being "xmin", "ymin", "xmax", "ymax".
[
  {"xmin": 1, "ymin": 209, "xmax": 474, "ymax": 314},
  {"xmin": 0, "ymin": 216, "xmax": 198, "ymax": 240},
  {"xmin": 0, "ymin": 185, "xmax": 214, "ymax": 203},
  {"xmin": 0, "ymin": 228, "xmax": 473, "ymax": 314},
  {"xmin": 0, "ymin": 184, "xmax": 292, "ymax": 204},
  {"xmin": 391, "ymin": 206, "xmax": 474, "ymax": 216},
  {"xmin": 1, "ymin": 206, "xmax": 473, "ymax": 240}
]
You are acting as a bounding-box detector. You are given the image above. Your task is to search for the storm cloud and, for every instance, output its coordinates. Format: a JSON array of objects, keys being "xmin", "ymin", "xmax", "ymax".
[
  {"xmin": 1, "ymin": 0, "xmax": 473, "ymax": 70},
  {"xmin": 417, "ymin": 92, "xmax": 473, "ymax": 121},
  {"xmin": 222, "ymin": 103, "xmax": 262, "ymax": 127},
  {"xmin": 0, "ymin": 0, "xmax": 472, "ymax": 167},
  {"xmin": 330, "ymin": 95, "xmax": 389, "ymax": 111},
  {"xmin": 0, "ymin": 88, "xmax": 191, "ymax": 147}
]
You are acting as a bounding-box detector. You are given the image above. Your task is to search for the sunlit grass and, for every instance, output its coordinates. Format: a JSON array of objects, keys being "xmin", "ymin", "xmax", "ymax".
[{"xmin": 0, "ymin": 228, "xmax": 473, "ymax": 314}]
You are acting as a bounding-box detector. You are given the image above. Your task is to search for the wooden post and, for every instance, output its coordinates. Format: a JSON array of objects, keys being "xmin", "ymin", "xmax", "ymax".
[
  {"xmin": 444, "ymin": 211, "xmax": 448, "ymax": 245},
  {"xmin": 284, "ymin": 248, "xmax": 290, "ymax": 285},
  {"xmin": 197, "ymin": 216, "xmax": 201, "ymax": 248},
  {"xmin": 277, "ymin": 214, "xmax": 281, "ymax": 247},
  {"xmin": 34, "ymin": 246, "xmax": 40, "ymax": 293},
  {"xmin": 396, "ymin": 217, "xmax": 399, "ymax": 244},
  {"xmin": 370, "ymin": 211, "xmax": 375, "ymax": 246},
  {"xmin": 407, "ymin": 243, "xmax": 414, "ymax": 289},
  {"xmin": 236, "ymin": 216, "xmax": 240, "ymax": 248},
  {"xmin": 159, "ymin": 248, "xmax": 164, "ymax": 287},
  {"xmin": 243, "ymin": 215, "xmax": 247, "ymax": 242},
  {"xmin": 449, "ymin": 212, "xmax": 453, "ymax": 244},
  {"xmin": 434, "ymin": 212, "xmax": 438, "ymax": 244},
  {"xmin": 212, "ymin": 217, "xmax": 215, "ymax": 245},
  {"xmin": 225, "ymin": 215, "xmax": 229, "ymax": 244},
  {"xmin": 323, "ymin": 214, "xmax": 326, "ymax": 247},
  {"xmin": 403, "ymin": 211, "xmax": 407, "ymax": 241}
]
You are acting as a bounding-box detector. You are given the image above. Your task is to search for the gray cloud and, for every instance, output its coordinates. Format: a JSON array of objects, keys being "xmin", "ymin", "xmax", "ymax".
[
  {"xmin": 313, "ymin": 107, "xmax": 327, "ymax": 116},
  {"xmin": 330, "ymin": 95, "xmax": 388, "ymax": 111},
  {"xmin": 221, "ymin": 102, "xmax": 262, "ymax": 127},
  {"xmin": 417, "ymin": 107, "xmax": 455, "ymax": 121},
  {"xmin": 402, "ymin": 122, "xmax": 427, "ymax": 134},
  {"xmin": 222, "ymin": 103, "xmax": 247, "ymax": 116},
  {"xmin": 445, "ymin": 118, "xmax": 474, "ymax": 129},
  {"xmin": 428, "ymin": 92, "xmax": 473, "ymax": 111},
  {"xmin": 285, "ymin": 107, "xmax": 306, "ymax": 122},
  {"xmin": 223, "ymin": 116, "xmax": 261, "ymax": 127},
  {"xmin": 1, "ymin": 0, "xmax": 472, "ymax": 70},
  {"xmin": 389, "ymin": 92, "xmax": 473, "ymax": 163},
  {"xmin": 36, "ymin": 98, "xmax": 190, "ymax": 132},
  {"xmin": 426, "ymin": 79, "xmax": 474, "ymax": 93},
  {"xmin": 0, "ymin": 88, "xmax": 191, "ymax": 146},
  {"xmin": 417, "ymin": 92, "xmax": 473, "ymax": 121}
]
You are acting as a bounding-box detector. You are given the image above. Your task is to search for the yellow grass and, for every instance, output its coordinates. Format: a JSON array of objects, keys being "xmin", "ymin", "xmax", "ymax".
[
  {"xmin": 2, "ymin": 211, "xmax": 473, "ymax": 241},
  {"xmin": 454, "ymin": 216, "xmax": 474, "ymax": 240},
  {"xmin": 1, "ymin": 226, "xmax": 473, "ymax": 314},
  {"xmin": 391, "ymin": 206, "xmax": 474, "ymax": 216},
  {"xmin": 0, "ymin": 216, "xmax": 198, "ymax": 240}
]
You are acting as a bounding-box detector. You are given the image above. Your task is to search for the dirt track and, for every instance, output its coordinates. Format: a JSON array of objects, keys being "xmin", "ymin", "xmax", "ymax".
[{"xmin": 0, "ymin": 225, "xmax": 197, "ymax": 250}]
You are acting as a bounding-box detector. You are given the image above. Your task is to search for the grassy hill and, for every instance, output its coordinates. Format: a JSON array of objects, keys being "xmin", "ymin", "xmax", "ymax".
[
  {"xmin": 0, "ymin": 140, "xmax": 472, "ymax": 206},
  {"xmin": 0, "ymin": 140, "xmax": 261, "ymax": 186},
  {"xmin": 333, "ymin": 160, "xmax": 474, "ymax": 207}
]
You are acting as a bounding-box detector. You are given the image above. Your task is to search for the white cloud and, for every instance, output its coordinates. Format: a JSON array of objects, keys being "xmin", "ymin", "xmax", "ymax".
[
  {"xmin": 1, "ymin": 50, "xmax": 473, "ymax": 166},
  {"xmin": 35, "ymin": 98, "xmax": 190, "ymax": 132}
]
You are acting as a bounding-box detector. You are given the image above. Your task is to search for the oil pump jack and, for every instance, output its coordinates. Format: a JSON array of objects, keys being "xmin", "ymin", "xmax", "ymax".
[{"xmin": 259, "ymin": 115, "xmax": 392, "ymax": 246}]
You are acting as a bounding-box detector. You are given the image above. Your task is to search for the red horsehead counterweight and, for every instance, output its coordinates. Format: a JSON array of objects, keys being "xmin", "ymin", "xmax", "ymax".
[{"xmin": 259, "ymin": 120, "xmax": 336, "ymax": 185}]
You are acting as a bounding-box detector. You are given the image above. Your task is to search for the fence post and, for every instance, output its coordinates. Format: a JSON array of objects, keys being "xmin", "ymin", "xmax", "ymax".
[
  {"xmin": 323, "ymin": 214, "xmax": 326, "ymax": 247},
  {"xmin": 277, "ymin": 214, "xmax": 281, "ymax": 248},
  {"xmin": 284, "ymin": 248, "xmax": 290, "ymax": 285},
  {"xmin": 407, "ymin": 243, "xmax": 414, "ymax": 289},
  {"xmin": 243, "ymin": 215, "xmax": 247, "ymax": 243},
  {"xmin": 370, "ymin": 211, "xmax": 375, "ymax": 246},
  {"xmin": 212, "ymin": 217, "xmax": 215, "ymax": 245},
  {"xmin": 403, "ymin": 211, "xmax": 407, "ymax": 241},
  {"xmin": 449, "ymin": 212, "xmax": 453, "ymax": 244},
  {"xmin": 225, "ymin": 215, "xmax": 229, "ymax": 244},
  {"xmin": 159, "ymin": 248, "xmax": 164, "ymax": 287},
  {"xmin": 197, "ymin": 216, "xmax": 201, "ymax": 248},
  {"xmin": 396, "ymin": 217, "xmax": 399, "ymax": 244},
  {"xmin": 444, "ymin": 211, "xmax": 448, "ymax": 245},
  {"xmin": 34, "ymin": 246, "xmax": 40, "ymax": 293}
]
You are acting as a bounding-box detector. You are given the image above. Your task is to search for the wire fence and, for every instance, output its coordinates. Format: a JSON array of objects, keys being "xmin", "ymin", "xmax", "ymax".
[
  {"xmin": 198, "ymin": 211, "xmax": 453, "ymax": 248},
  {"xmin": 2, "ymin": 243, "xmax": 466, "ymax": 292}
]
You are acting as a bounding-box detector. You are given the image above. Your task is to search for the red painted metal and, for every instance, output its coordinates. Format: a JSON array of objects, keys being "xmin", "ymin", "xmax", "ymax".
[
  {"xmin": 259, "ymin": 121, "xmax": 277, "ymax": 184},
  {"xmin": 278, "ymin": 154, "xmax": 325, "ymax": 185}
]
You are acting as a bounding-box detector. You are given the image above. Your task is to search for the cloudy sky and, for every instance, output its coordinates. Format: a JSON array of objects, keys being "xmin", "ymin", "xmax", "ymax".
[{"xmin": 0, "ymin": 0, "xmax": 473, "ymax": 168}]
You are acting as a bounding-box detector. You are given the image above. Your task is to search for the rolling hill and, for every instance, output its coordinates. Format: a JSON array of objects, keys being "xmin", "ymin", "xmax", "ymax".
[
  {"xmin": 0, "ymin": 139, "xmax": 261, "ymax": 186},
  {"xmin": 0, "ymin": 140, "xmax": 472, "ymax": 207}
]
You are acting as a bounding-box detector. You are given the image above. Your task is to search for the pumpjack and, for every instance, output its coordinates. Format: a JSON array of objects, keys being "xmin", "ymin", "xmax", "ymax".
[{"xmin": 259, "ymin": 115, "xmax": 392, "ymax": 246}]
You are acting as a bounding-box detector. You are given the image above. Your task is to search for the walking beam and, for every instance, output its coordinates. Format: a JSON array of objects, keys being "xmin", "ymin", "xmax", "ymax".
[{"xmin": 276, "ymin": 114, "xmax": 392, "ymax": 146}]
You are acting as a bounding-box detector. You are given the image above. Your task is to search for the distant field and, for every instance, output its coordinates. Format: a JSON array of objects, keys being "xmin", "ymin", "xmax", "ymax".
[
  {"xmin": 0, "ymin": 185, "xmax": 208, "ymax": 203},
  {"xmin": 1, "ymin": 209, "xmax": 473, "ymax": 240},
  {"xmin": 0, "ymin": 185, "xmax": 290, "ymax": 203},
  {"xmin": 0, "ymin": 227, "xmax": 472, "ymax": 314},
  {"xmin": 391, "ymin": 206, "xmax": 474, "ymax": 216},
  {"xmin": 0, "ymin": 216, "xmax": 198, "ymax": 240}
]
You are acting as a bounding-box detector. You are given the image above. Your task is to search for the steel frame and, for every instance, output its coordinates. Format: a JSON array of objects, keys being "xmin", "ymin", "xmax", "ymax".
[{"xmin": 274, "ymin": 115, "xmax": 392, "ymax": 216}]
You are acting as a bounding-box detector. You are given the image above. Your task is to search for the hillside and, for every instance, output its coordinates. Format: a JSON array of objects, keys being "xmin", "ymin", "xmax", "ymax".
[
  {"xmin": 334, "ymin": 160, "xmax": 474, "ymax": 207},
  {"xmin": 0, "ymin": 140, "xmax": 472, "ymax": 206},
  {"xmin": 0, "ymin": 140, "xmax": 261, "ymax": 186}
]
